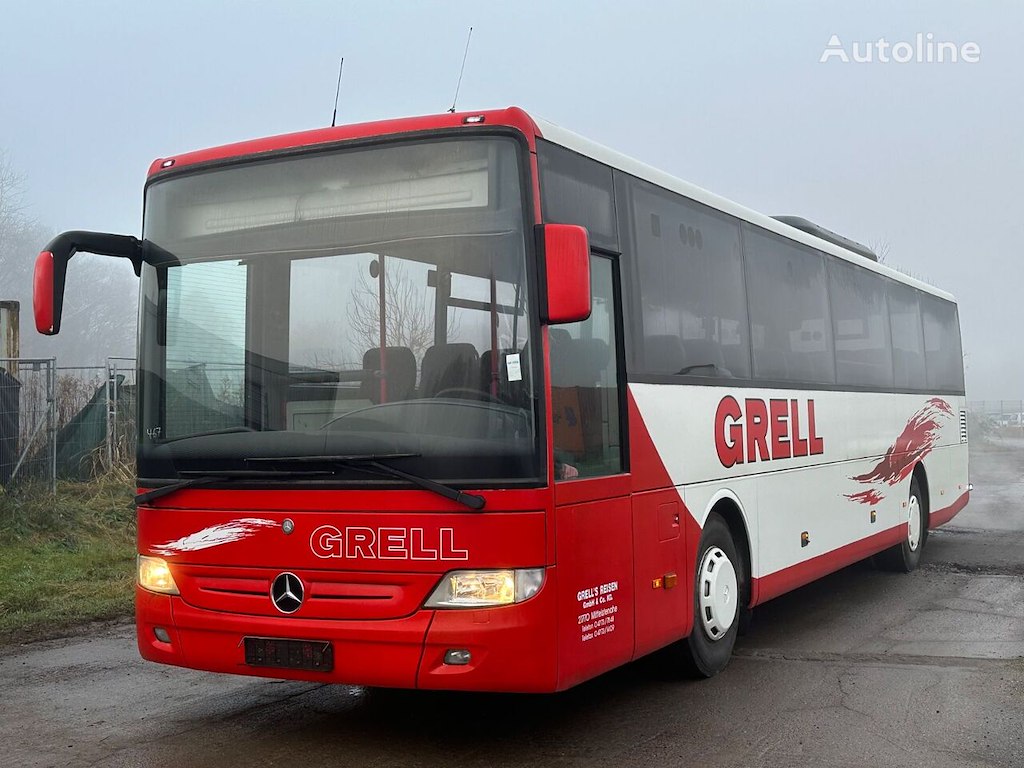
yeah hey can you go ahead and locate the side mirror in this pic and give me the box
[538,224,591,325]
[33,231,142,335]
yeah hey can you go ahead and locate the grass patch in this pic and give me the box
[0,466,136,644]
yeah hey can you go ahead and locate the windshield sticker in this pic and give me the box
[506,353,522,382]
[152,517,276,556]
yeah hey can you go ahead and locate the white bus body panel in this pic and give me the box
[630,383,968,582]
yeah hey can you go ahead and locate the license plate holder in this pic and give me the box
[243,637,334,672]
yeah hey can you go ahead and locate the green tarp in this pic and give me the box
[55,376,133,480]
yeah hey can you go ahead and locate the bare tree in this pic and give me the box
[869,238,891,264]
[0,151,30,254]
[0,149,139,365]
[346,261,438,361]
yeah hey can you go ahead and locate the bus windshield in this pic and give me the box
[137,136,541,487]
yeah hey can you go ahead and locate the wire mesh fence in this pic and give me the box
[0,357,56,493]
[0,357,136,492]
[967,400,1024,441]
[107,357,137,467]
[54,364,111,480]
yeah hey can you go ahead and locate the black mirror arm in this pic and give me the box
[43,230,145,275]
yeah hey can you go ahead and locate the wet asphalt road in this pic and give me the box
[2,440,1023,768]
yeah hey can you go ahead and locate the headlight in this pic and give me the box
[138,555,180,595]
[425,568,545,608]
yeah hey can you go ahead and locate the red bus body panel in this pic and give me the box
[135,393,700,692]
[136,490,559,691]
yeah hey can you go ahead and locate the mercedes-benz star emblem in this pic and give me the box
[271,572,304,614]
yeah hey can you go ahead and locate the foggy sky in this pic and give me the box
[1,0,1019,400]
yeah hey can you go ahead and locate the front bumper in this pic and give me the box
[136,571,558,692]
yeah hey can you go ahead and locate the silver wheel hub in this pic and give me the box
[907,495,921,551]
[698,546,738,640]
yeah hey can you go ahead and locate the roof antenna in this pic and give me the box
[331,57,345,127]
[448,27,473,113]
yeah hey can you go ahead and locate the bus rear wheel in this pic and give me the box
[875,474,927,573]
[676,513,744,678]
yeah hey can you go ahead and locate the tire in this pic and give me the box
[874,474,928,573]
[674,513,745,678]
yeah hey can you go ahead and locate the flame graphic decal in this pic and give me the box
[847,488,885,506]
[152,517,277,556]
[845,398,953,504]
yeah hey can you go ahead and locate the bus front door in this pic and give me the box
[551,254,634,688]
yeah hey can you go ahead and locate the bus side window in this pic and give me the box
[550,255,623,480]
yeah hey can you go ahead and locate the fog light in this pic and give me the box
[444,649,472,665]
[153,627,171,643]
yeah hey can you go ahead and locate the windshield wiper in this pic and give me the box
[135,469,335,505]
[139,455,487,511]
[159,426,256,443]
[677,363,717,375]
[249,454,487,511]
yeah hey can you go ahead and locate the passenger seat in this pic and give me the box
[419,343,480,398]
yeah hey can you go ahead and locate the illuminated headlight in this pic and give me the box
[425,568,545,608]
[137,555,180,595]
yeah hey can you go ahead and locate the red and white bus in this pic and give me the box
[34,107,968,690]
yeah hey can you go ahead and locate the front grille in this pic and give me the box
[174,564,438,620]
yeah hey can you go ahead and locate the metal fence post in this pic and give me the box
[106,356,137,466]
[48,358,56,493]
[105,363,114,470]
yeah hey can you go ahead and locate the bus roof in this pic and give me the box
[145,106,953,304]
[532,115,955,304]
[145,107,541,178]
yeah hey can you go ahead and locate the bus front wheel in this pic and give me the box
[678,513,744,678]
